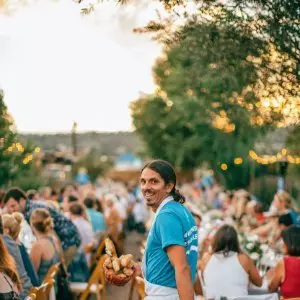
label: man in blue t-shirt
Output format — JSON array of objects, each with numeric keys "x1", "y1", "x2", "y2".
[{"x1": 140, "y1": 160, "x2": 198, "y2": 300}]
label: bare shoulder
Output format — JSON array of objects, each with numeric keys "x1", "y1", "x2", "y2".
[
  {"x1": 238, "y1": 252, "x2": 249, "y2": 263},
  {"x1": 33, "y1": 238, "x2": 51, "y2": 250},
  {"x1": 276, "y1": 257, "x2": 284, "y2": 269},
  {"x1": 238, "y1": 252, "x2": 251, "y2": 270},
  {"x1": 200, "y1": 252, "x2": 212, "y2": 269},
  {"x1": 202, "y1": 252, "x2": 212, "y2": 261},
  {"x1": 31, "y1": 240, "x2": 44, "y2": 253}
]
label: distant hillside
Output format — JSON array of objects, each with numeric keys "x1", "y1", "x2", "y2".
[{"x1": 19, "y1": 131, "x2": 144, "y2": 156}]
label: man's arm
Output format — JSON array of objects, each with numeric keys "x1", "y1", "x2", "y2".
[{"x1": 166, "y1": 245, "x2": 195, "y2": 300}]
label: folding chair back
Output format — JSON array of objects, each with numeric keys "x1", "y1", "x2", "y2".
[{"x1": 79, "y1": 254, "x2": 107, "y2": 300}]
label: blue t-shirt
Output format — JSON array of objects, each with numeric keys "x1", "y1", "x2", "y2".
[
  {"x1": 144, "y1": 201, "x2": 198, "y2": 288},
  {"x1": 86, "y1": 209, "x2": 106, "y2": 233}
]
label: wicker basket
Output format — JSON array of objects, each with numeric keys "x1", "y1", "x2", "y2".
[
  {"x1": 103, "y1": 265, "x2": 134, "y2": 286},
  {"x1": 103, "y1": 238, "x2": 135, "y2": 286}
]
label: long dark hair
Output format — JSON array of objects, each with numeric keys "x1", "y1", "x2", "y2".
[
  {"x1": 212, "y1": 225, "x2": 241, "y2": 256},
  {"x1": 282, "y1": 225, "x2": 300, "y2": 256},
  {"x1": 142, "y1": 160, "x2": 185, "y2": 204}
]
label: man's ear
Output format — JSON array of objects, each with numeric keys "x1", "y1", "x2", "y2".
[
  {"x1": 166, "y1": 183, "x2": 174, "y2": 193},
  {"x1": 20, "y1": 198, "x2": 27, "y2": 211}
]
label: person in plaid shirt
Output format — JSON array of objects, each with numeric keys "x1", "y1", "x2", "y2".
[{"x1": 2, "y1": 187, "x2": 81, "y2": 265}]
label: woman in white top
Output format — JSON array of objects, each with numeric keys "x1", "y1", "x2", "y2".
[{"x1": 198, "y1": 224, "x2": 262, "y2": 298}]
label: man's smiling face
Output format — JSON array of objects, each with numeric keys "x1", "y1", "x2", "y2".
[{"x1": 140, "y1": 167, "x2": 173, "y2": 212}]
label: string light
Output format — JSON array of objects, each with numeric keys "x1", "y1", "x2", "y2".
[
  {"x1": 5, "y1": 142, "x2": 25, "y2": 153},
  {"x1": 219, "y1": 148, "x2": 300, "y2": 168},
  {"x1": 16, "y1": 143, "x2": 24, "y2": 153},
  {"x1": 249, "y1": 149, "x2": 300, "y2": 164},
  {"x1": 234, "y1": 157, "x2": 243, "y2": 165},
  {"x1": 212, "y1": 111, "x2": 236, "y2": 133},
  {"x1": 23, "y1": 154, "x2": 33, "y2": 165},
  {"x1": 3, "y1": 142, "x2": 36, "y2": 164},
  {"x1": 221, "y1": 163, "x2": 228, "y2": 171}
]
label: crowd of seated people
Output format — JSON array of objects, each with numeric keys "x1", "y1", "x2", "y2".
[
  {"x1": 181, "y1": 178, "x2": 300, "y2": 300},
  {"x1": 0, "y1": 175, "x2": 299, "y2": 300},
  {"x1": 0, "y1": 179, "x2": 149, "y2": 299}
]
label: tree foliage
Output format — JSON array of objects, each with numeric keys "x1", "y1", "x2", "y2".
[
  {"x1": 0, "y1": 90, "x2": 35, "y2": 188},
  {"x1": 134, "y1": 0, "x2": 299, "y2": 62},
  {"x1": 131, "y1": 3, "x2": 299, "y2": 188}
]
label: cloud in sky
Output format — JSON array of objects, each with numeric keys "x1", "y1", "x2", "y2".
[{"x1": 0, "y1": 0, "x2": 161, "y2": 133}]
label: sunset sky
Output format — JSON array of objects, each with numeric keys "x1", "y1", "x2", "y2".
[{"x1": 0, "y1": 0, "x2": 162, "y2": 133}]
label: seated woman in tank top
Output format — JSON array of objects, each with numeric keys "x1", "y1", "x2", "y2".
[
  {"x1": 2, "y1": 213, "x2": 39, "y2": 287},
  {"x1": 268, "y1": 225, "x2": 300, "y2": 299},
  {"x1": 29, "y1": 208, "x2": 61, "y2": 284},
  {"x1": 198, "y1": 224, "x2": 262, "y2": 298}
]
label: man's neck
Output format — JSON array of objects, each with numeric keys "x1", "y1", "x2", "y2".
[
  {"x1": 152, "y1": 205, "x2": 159, "y2": 213},
  {"x1": 152, "y1": 195, "x2": 172, "y2": 213}
]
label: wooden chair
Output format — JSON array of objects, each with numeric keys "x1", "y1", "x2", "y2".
[
  {"x1": 70, "y1": 254, "x2": 106, "y2": 300},
  {"x1": 26, "y1": 291, "x2": 37, "y2": 300},
  {"x1": 44, "y1": 262, "x2": 60, "y2": 281},
  {"x1": 134, "y1": 276, "x2": 146, "y2": 300},
  {"x1": 43, "y1": 263, "x2": 60, "y2": 300},
  {"x1": 90, "y1": 234, "x2": 108, "y2": 270},
  {"x1": 27, "y1": 278, "x2": 55, "y2": 300},
  {"x1": 95, "y1": 234, "x2": 108, "y2": 260},
  {"x1": 129, "y1": 276, "x2": 146, "y2": 300}
]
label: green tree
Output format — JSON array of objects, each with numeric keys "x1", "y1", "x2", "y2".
[
  {"x1": 131, "y1": 15, "x2": 299, "y2": 188},
  {"x1": 128, "y1": 0, "x2": 299, "y2": 189},
  {"x1": 131, "y1": 94, "x2": 255, "y2": 188},
  {"x1": 0, "y1": 90, "x2": 35, "y2": 188},
  {"x1": 133, "y1": 0, "x2": 299, "y2": 62},
  {"x1": 286, "y1": 126, "x2": 300, "y2": 155}
]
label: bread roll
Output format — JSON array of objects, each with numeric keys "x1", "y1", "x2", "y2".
[
  {"x1": 123, "y1": 268, "x2": 134, "y2": 276},
  {"x1": 112, "y1": 257, "x2": 120, "y2": 272},
  {"x1": 104, "y1": 256, "x2": 113, "y2": 269},
  {"x1": 120, "y1": 254, "x2": 133, "y2": 267},
  {"x1": 105, "y1": 238, "x2": 117, "y2": 257}
]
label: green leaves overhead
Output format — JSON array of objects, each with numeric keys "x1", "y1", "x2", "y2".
[{"x1": 130, "y1": 4, "x2": 299, "y2": 188}]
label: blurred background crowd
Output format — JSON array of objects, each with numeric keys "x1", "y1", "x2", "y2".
[{"x1": 0, "y1": 172, "x2": 299, "y2": 299}]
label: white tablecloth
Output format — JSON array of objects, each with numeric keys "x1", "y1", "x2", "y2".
[{"x1": 249, "y1": 279, "x2": 269, "y2": 295}]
